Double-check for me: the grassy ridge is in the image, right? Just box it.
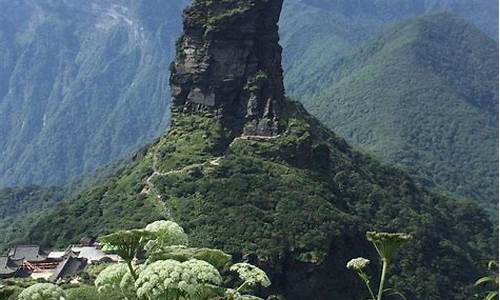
[280,0,498,97]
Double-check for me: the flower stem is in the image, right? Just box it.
[365,281,377,300]
[126,260,138,280]
[236,281,249,293]
[119,286,131,300]
[357,271,376,300]
[377,259,389,300]
[364,278,377,299]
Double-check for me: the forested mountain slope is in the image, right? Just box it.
[0,0,186,187]
[280,0,499,97]
[13,1,496,299]
[296,13,499,214]
[0,186,64,251]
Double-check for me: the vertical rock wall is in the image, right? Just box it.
[170,0,285,136]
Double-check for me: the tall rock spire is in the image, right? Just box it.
[170,0,285,136]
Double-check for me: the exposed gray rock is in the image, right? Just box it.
[170,0,285,136]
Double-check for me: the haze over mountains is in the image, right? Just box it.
[0,0,187,186]
[280,0,499,96]
[0,0,497,194]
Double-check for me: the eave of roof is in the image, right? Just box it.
[8,245,47,262]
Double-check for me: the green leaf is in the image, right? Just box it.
[475,276,496,287]
[485,291,498,300]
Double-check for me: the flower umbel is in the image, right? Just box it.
[136,259,191,298]
[144,220,189,254]
[18,283,65,300]
[183,259,223,286]
[366,231,412,262]
[230,263,271,288]
[95,263,129,294]
[347,257,370,271]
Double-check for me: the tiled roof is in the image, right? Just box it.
[50,256,87,281]
[71,246,120,263]
[8,245,47,262]
[0,256,20,276]
[47,251,68,259]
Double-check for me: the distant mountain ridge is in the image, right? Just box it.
[280,0,499,97]
[296,13,499,213]
[0,0,187,187]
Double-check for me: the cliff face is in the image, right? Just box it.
[170,0,285,136]
[0,0,188,187]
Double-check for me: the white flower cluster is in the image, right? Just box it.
[225,289,265,300]
[230,263,271,287]
[145,220,189,253]
[95,263,129,294]
[120,268,139,298]
[135,259,222,298]
[18,283,65,300]
[183,259,223,285]
[346,257,370,271]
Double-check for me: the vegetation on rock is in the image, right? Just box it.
[0,1,497,300]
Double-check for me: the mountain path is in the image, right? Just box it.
[141,134,281,217]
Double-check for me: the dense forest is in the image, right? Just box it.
[291,13,499,215]
[15,100,496,299]
[0,186,64,250]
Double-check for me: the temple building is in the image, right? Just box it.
[0,256,24,279]
[2,243,120,281]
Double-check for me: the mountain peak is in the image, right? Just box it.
[170,0,285,136]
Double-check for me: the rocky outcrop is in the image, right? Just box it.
[170,0,285,136]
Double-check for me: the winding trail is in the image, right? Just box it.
[141,134,281,217]
[141,156,223,217]
[234,134,281,141]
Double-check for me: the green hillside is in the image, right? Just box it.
[0,0,497,189]
[20,101,496,299]
[295,13,499,214]
[0,186,64,250]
